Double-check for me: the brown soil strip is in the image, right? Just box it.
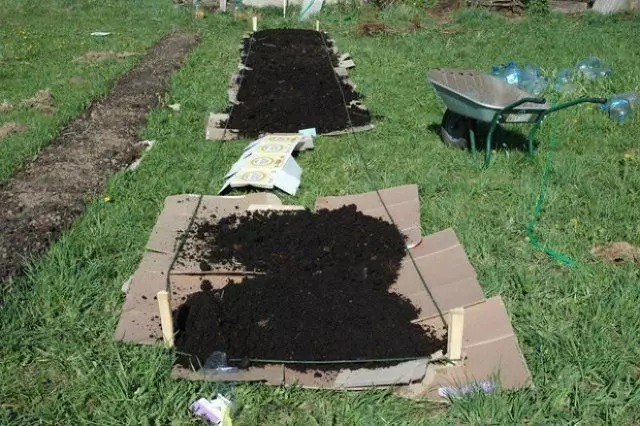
[0,33,199,285]
[428,0,461,21]
[175,206,444,371]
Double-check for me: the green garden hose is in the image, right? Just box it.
[526,127,576,265]
[525,97,606,265]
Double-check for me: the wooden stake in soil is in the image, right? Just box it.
[446,307,464,362]
[157,290,175,348]
[252,16,258,32]
[315,20,320,31]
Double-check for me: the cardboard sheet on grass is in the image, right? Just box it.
[115,185,531,400]
[220,133,313,195]
[206,112,375,140]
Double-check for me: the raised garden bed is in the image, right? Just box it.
[174,206,445,370]
[223,29,371,137]
[115,189,531,398]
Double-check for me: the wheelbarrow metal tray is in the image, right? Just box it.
[428,69,550,123]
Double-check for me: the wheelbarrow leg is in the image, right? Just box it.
[527,115,545,159]
[528,128,536,158]
[469,127,477,161]
[484,112,502,167]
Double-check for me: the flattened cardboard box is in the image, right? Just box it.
[206,112,375,140]
[114,193,281,344]
[115,186,532,400]
[219,134,314,196]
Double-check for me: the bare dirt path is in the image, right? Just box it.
[0,33,199,284]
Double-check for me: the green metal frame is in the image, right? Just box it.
[467,97,607,167]
[485,97,546,166]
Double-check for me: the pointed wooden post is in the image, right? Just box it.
[157,290,175,348]
[447,307,464,362]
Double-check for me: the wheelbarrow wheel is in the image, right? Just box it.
[440,109,473,150]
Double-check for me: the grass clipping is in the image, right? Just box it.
[591,242,640,264]
[0,122,28,140]
[356,15,422,37]
[22,89,55,115]
[356,22,400,36]
[77,51,137,63]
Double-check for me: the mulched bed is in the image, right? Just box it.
[174,206,445,371]
[0,33,199,285]
[225,29,371,137]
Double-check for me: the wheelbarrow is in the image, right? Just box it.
[427,68,606,167]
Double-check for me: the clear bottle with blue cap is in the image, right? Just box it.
[602,92,639,122]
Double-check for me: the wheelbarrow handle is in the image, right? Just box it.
[524,97,547,104]
[483,97,608,168]
[502,97,547,112]
[526,96,610,152]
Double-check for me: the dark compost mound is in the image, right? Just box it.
[174,206,445,370]
[226,29,371,136]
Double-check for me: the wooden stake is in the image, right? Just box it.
[252,16,258,32]
[157,290,175,348]
[315,20,320,31]
[283,0,287,18]
[446,307,464,362]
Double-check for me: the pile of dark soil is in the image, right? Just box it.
[226,29,371,136]
[174,206,445,370]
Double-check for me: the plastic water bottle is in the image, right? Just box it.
[553,68,574,93]
[503,62,522,85]
[519,64,547,95]
[576,57,612,80]
[194,0,205,19]
[607,98,631,122]
[619,91,640,108]
[602,92,639,122]
[490,61,521,86]
[491,62,547,94]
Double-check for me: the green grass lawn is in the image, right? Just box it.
[2,0,640,423]
[0,0,196,182]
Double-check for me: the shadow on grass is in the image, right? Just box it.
[426,121,531,153]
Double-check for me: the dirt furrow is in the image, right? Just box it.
[0,33,199,285]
